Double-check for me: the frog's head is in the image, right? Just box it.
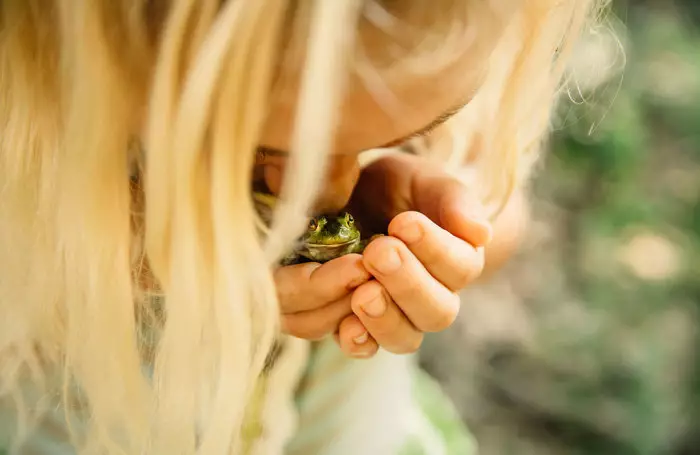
[302,212,360,247]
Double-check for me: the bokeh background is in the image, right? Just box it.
[420,1,700,454]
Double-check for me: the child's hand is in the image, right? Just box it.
[275,254,370,341]
[272,153,491,360]
[335,154,492,358]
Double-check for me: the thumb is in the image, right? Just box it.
[412,172,493,248]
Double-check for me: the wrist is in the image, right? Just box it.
[481,187,529,278]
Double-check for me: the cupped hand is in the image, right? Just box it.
[275,253,371,341]
[334,153,493,358]
[272,152,492,360]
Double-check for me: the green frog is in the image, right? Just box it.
[253,191,381,265]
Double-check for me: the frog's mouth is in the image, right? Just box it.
[303,238,359,250]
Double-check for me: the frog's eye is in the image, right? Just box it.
[346,213,354,224]
[308,218,319,232]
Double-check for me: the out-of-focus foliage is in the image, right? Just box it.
[421,1,700,454]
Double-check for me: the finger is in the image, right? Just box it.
[281,294,353,341]
[388,211,485,291]
[337,314,379,359]
[350,154,493,246]
[351,280,424,355]
[275,254,370,313]
[413,174,493,248]
[362,236,460,333]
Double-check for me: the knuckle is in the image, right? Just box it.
[304,329,329,341]
[278,263,318,296]
[359,301,401,338]
[423,243,443,266]
[284,321,329,341]
[471,248,486,275]
[371,311,402,338]
[389,334,424,355]
[394,273,422,298]
[454,248,486,289]
[276,284,304,311]
[453,271,475,291]
[423,294,460,332]
[350,281,384,313]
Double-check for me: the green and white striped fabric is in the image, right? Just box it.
[286,338,476,455]
[0,337,474,455]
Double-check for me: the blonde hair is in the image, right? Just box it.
[0,0,606,454]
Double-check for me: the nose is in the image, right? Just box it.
[262,154,361,214]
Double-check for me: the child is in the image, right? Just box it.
[0,1,603,454]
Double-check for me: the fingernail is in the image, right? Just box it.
[373,247,401,275]
[398,222,423,244]
[353,331,369,344]
[361,293,386,318]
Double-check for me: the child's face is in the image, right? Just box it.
[256,34,480,214]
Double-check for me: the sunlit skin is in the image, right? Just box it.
[259,35,529,359]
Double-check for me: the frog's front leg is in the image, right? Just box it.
[279,252,302,266]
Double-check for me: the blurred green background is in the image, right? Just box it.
[420,1,700,454]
